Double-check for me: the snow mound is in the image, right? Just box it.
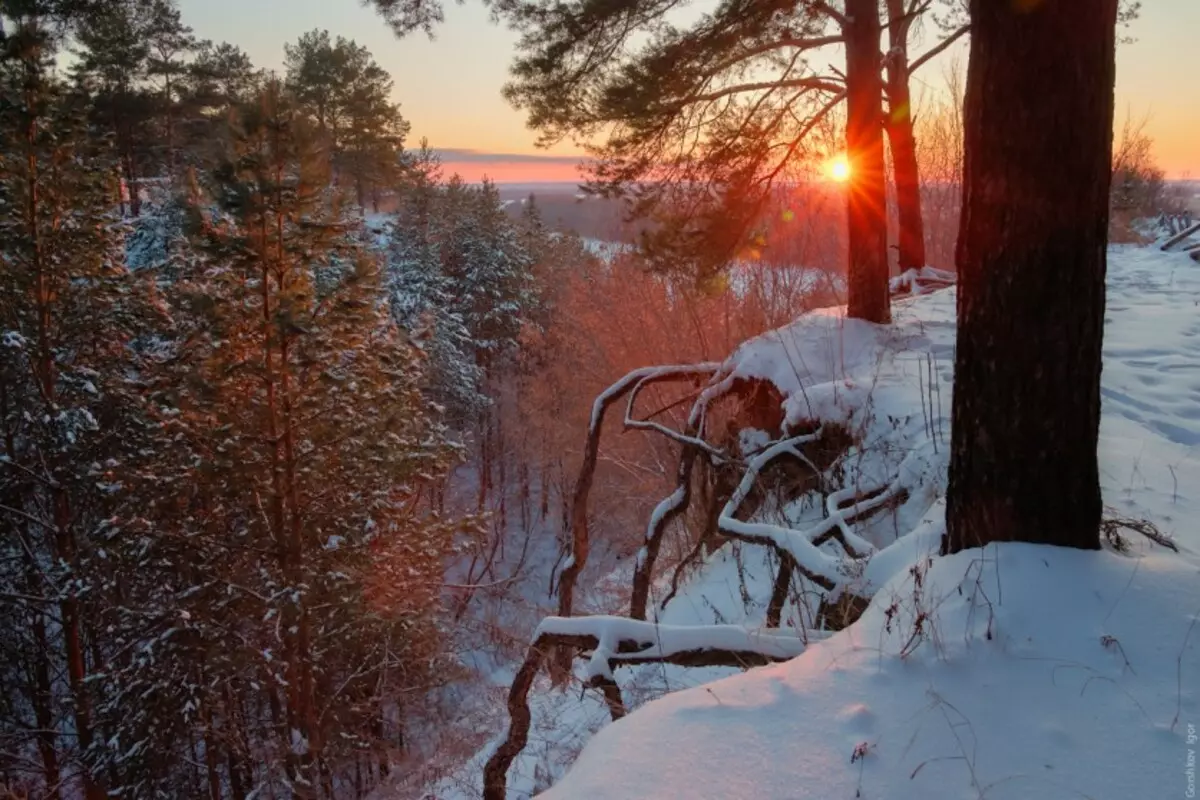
[534,246,1200,799]
[409,245,1200,799]
[543,538,1200,800]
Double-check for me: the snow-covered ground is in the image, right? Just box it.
[422,243,1200,799]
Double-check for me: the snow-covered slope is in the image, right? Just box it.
[417,244,1200,800]
[543,539,1197,800]
[536,244,1200,800]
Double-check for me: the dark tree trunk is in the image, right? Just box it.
[28,580,62,799]
[884,0,926,273]
[843,0,891,324]
[943,0,1118,554]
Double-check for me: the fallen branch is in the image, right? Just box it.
[553,363,719,680]
[538,615,817,678]
[1161,220,1200,251]
[482,616,823,800]
[1101,511,1178,553]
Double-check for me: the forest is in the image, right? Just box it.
[1,0,1197,799]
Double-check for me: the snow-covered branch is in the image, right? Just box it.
[482,615,825,800]
[554,363,719,678]
[536,615,822,680]
[624,373,728,460]
[716,434,910,591]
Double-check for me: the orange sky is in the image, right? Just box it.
[181,0,1199,182]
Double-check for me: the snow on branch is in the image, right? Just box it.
[717,434,913,591]
[588,363,721,431]
[536,615,821,679]
[554,362,719,680]
[482,615,825,800]
[890,266,956,297]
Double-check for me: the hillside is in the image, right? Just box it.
[444,242,1200,799]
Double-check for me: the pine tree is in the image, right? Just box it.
[0,8,169,794]
[944,0,1118,553]
[284,30,409,209]
[143,0,196,175]
[384,168,484,421]
[71,0,155,215]
[173,78,460,793]
[179,40,260,169]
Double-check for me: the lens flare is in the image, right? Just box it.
[828,156,851,182]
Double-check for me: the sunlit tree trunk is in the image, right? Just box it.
[944,0,1117,553]
[843,0,891,323]
[884,0,926,272]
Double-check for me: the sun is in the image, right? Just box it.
[828,155,851,182]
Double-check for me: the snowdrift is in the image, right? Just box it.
[423,243,1200,799]
[543,537,1198,800]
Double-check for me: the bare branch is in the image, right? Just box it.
[813,0,850,28]
[683,76,843,108]
[552,363,719,680]
[909,23,970,74]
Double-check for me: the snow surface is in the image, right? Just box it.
[412,244,1200,799]
[544,539,1198,800]
[538,244,1200,800]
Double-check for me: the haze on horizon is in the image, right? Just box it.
[180,0,1199,183]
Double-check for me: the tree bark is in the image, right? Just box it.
[884,0,927,272]
[944,0,1117,554]
[843,0,891,323]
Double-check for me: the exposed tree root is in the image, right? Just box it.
[627,369,741,620]
[503,361,915,800]
[766,550,799,628]
[552,364,718,681]
[482,616,821,800]
[630,440,702,620]
[1101,510,1178,553]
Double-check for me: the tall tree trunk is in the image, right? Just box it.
[202,701,222,800]
[943,0,1117,554]
[272,140,319,790]
[843,0,891,323]
[258,206,297,782]
[23,41,104,798]
[884,0,927,272]
[27,569,61,799]
[4,379,61,799]
[165,74,176,177]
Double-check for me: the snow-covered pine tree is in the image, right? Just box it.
[384,163,484,423]
[168,77,460,795]
[284,30,409,210]
[0,11,174,795]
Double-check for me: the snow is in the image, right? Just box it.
[406,244,1200,800]
[543,542,1198,800]
[889,265,957,296]
[535,244,1200,800]
[533,616,823,681]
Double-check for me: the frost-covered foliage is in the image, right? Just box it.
[1,63,465,798]
[0,41,185,797]
[383,172,536,422]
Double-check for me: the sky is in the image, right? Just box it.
[177,0,1200,183]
